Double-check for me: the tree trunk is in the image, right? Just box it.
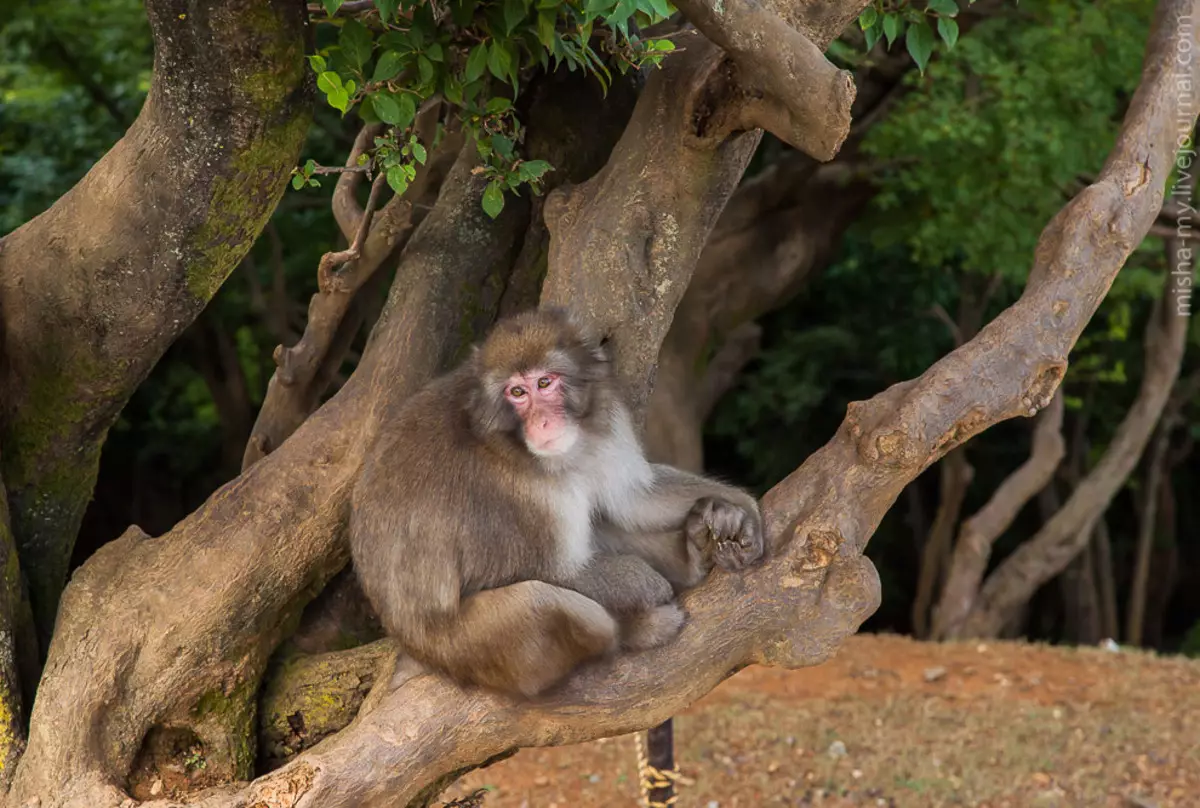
[0,0,313,642]
[1092,518,1120,641]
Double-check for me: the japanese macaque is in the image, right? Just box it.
[349,308,764,697]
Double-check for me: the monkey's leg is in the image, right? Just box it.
[602,465,766,584]
[408,580,618,698]
[560,554,684,651]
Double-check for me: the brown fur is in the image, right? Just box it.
[350,308,765,697]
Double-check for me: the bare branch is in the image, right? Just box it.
[930,391,1066,640]
[242,126,464,470]
[333,123,384,241]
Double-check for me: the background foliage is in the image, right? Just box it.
[2,0,1197,651]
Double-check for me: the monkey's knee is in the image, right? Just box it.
[619,603,685,651]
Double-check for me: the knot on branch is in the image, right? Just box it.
[756,555,881,670]
[1019,362,1066,417]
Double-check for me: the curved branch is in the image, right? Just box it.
[671,0,861,158]
[930,391,1066,640]
[960,247,1193,637]
[242,125,464,469]
[0,0,312,638]
[332,124,384,241]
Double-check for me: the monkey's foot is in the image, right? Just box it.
[618,603,685,650]
[686,497,765,572]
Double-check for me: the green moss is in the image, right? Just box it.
[235,3,307,115]
[191,678,259,779]
[184,112,310,301]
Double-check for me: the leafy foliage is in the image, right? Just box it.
[0,0,152,234]
[861,0,1155,278]
[857,0,966,73]
[301,0,678,217]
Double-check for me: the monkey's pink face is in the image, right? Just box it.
[505,370,579,457]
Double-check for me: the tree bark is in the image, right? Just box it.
[930,392,1065,640]
[0,0,313,640]
[1092,518,1120,640]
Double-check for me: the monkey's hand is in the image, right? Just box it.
[685,496,765,572]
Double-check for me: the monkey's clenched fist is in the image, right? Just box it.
[687,496,765,573]
[350,308,765,698]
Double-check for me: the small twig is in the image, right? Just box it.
[334,123,385,240]
[319,172,388,293]
[315,164,372,176]
[307,0,376,16]
[928,302,963,346]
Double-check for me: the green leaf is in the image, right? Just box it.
[491,134,515,159]
[451,0,477,28]
[536,10,557,48]
[308,178,321,187]
[864,18,883,51]
[373,50,405,82]
[371,93,403,123]
[937,16,959,49]
[292,172,305,190]
[412,142,428,164]
[339,19,374,69]
[397,92,418,128]
[518,159,552,180]
[465,43,489,82]
[609,0,638,36]
[858,6,878,29]
[374,0,401,20]
[305,159,317,174]
[322,0,345,14]
[646,0,672,20]
[379,30,413,52]
[344,79,357,98]
[482,181,505,218]
[487,40,514,84]
[883,14,904,48]
[317,71,343,95]
[307,54,328,73]
[906,19,934,73]
[425,42,444,62]
[418,55,436,85]
[926,0,958,16]
[443,74,464,104]
[503,0,527,35]
[648,38,675,52]
[485,96,513,113]
[328,88,350,113]
[387,165,410,195]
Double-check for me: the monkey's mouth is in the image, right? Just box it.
[525,426,580,457]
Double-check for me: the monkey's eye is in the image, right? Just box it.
[537,376,552,389]
[508,386,526,398]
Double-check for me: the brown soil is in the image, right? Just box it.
[443,634,1200,808]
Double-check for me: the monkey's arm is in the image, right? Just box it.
[558,554,685,651]
[598,465,765,587]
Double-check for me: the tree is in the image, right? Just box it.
[0,0,1194,806]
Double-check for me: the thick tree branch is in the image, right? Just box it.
[959,249,1193,637]
[0,0,312,640]
[671,0,861,158]
[930,391,1065,640]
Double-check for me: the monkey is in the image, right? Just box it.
[349,308,764,697]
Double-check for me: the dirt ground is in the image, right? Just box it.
[442,634,1200,808]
